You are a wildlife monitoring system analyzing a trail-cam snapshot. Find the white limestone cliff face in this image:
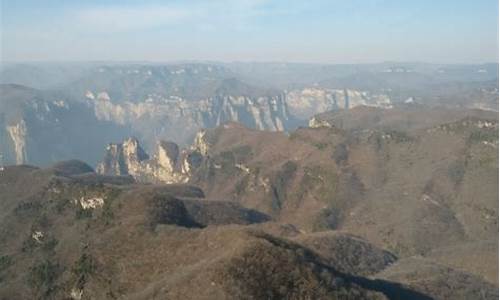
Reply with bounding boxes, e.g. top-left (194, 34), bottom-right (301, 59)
top-left (97, 137), bottom-right (197, 184)
top-left (100, 144), bottom-right (125, 175)
top-left (76, 196), bottom-right (105, 210)
top-left (192, 130), bottom-right (211, 156)
top-left (181, 151), bottom-right (203, 175)
top-left (6, 119), bottom-right (28, 164)
top-left (152, 141), bottom-right (191, 183)
top-left (157, 141), bottom-right (178, 172)
top-left (89, 88), bottom-right (391, 133)
top-left (70, 288), bottom-right (83, 300)
top-left (31, 231), bottom-right (44, 243)
top-left (87, 91), bottom-right (290, 146)
top-left (121, 137), bottom-right (148, 176)
top-left (308, 117), bottom-right (333, 129)
top-left (286, 88), bottom-right (392, 119)
top-left (1, 84), bottom-right (128, 167)
top-left (96, 137), bottom-right (146, 177)
top-left (86, 87), bottom-right (391, 149)
top-left (344, 89), bottom-right (392, 109)
top-left (286, 88), bottom-right (336, 120)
